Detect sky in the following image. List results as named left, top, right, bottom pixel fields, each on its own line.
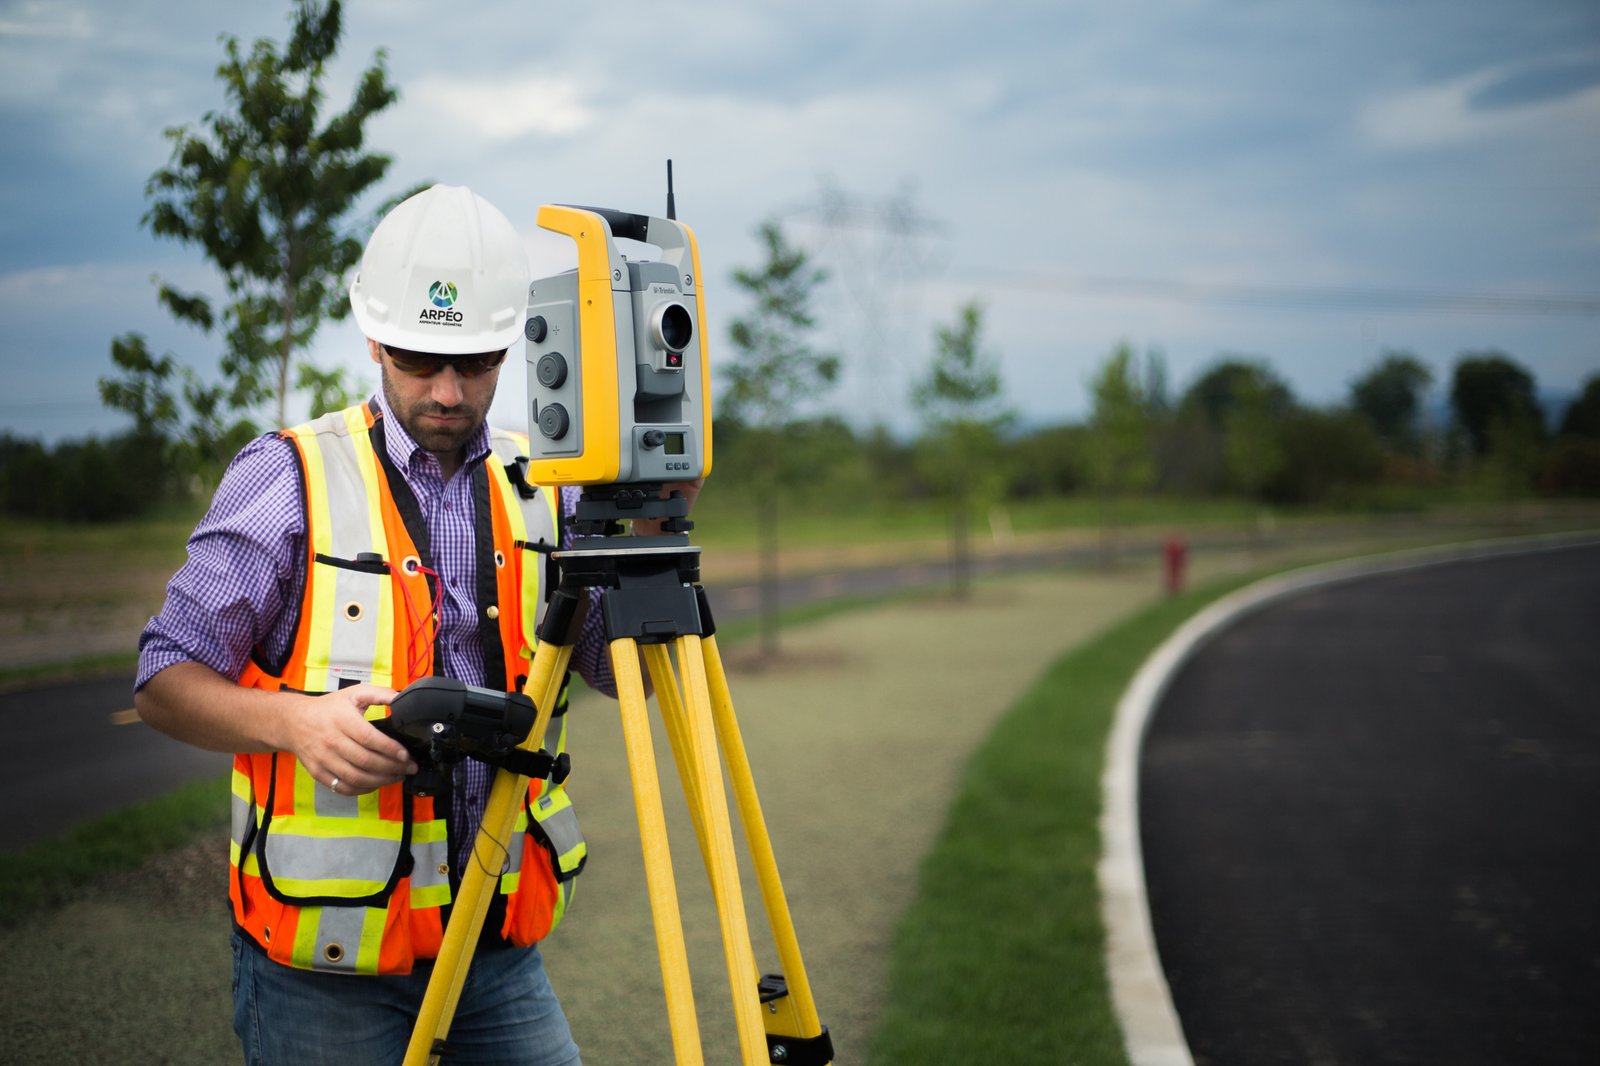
left=1, top=0, right=1597, bottom=445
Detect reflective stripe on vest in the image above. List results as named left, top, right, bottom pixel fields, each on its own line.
left=228, top=404, right=577, bottom=975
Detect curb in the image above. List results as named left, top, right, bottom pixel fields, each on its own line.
left=1097, top=529, right=1600, bottom=1066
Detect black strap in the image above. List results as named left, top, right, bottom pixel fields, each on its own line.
left=489, top=748, right=570, bottom=785
left=504, top=455, right=539, bottom=500
left=470, top=461, right=506, bottom=689
left=369, top=415, right=441, bottom=674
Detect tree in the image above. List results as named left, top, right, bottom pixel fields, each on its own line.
left=1558, top=375, right=1600, bottom=439
left=1449, top=352, right=1542, bottom=457
left=1350, top=350, right=1433, bottom=454
left=1180, top=357, right=1294, bottom=431
left=101, top=0, right=398, bottom=463
left=1223, top=373, right=1290, bottom=504
left=1173, top=357, right=1294, bottom=503
left=1269, top=407, right=1385, bottom=505
left=720, top=220, right=840, bottom=656
left=911, top=300, right=1013, bottom=599
left=1086, top=342, right=1161, bottom=565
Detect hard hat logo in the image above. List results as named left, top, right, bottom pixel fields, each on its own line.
left=428, top=281, right=459, bottom=309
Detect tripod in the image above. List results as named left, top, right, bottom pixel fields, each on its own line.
left=403, top=489, right=833, bottom=1065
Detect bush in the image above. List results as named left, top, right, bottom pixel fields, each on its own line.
left=0, top=430, right=183, bottom=521
left=1266, top=408, right=1386, bottom=505
left=1538, top=437, right=1600, bottom=497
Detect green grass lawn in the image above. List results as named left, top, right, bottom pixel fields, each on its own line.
left=0, top=773, right=230, bottom=927
left=863, top=574, right=1263, bottom=1065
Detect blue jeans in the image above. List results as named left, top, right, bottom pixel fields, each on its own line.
left=231, top=932, right=581, bottom=1065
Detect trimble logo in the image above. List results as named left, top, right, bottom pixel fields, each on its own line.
left=420, top=280, right=464, bottom=326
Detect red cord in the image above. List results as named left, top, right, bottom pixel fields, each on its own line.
left=393, top=561, right=440, bottom=680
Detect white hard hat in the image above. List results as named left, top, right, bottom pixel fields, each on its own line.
left=349, top=184, right=529, bottom=354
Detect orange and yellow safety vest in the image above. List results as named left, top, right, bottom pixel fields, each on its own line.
left=228, top=401, right=585, bottom=974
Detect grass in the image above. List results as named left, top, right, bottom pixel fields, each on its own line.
left=0, top=651, right=140, bottom=690
left=0, top=772, right=230, bottom=926
left=866, top=571, right=1266, bottom=1066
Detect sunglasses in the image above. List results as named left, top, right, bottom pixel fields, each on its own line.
left=382, top=345, right=508, bottom=378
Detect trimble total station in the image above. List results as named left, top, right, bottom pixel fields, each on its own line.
left=521, top=199, right=713, bottom=488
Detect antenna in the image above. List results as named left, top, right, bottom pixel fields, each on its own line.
left=666, top=159, right=676, bottom=221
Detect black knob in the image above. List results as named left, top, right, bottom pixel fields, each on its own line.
left=537, top=403, right=570, bottom=440
left=525, top=316, right=548, bottom=343
left=641, top=430, right=666, bottom=449
left=536, top=353, right=568, bottom=388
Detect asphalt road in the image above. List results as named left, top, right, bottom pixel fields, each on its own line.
left=1139, top=543, right=1600, bottom=1065
left=2, top=674, right=230, bottom=853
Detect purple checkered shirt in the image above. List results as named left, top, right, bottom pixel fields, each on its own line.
left=137, top=391, right=614, bottom=870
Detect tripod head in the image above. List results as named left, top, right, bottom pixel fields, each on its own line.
left=572, top=482, right=694, bottom=538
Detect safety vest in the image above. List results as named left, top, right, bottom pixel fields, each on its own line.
left=229, top=400, right=587, bottom=975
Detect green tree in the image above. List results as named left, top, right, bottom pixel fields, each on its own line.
left=1005, top=423, right=1088, bottom=498
left=1086, top=342, right=1161, bottom=565
left=1541, top=374, right=1600, bottom=496
left=911, top=300, right=1014, bottom=599
left=1449, top=352, right=1546, bottom=499
left=1449, top=352, right=1543, bottom=457
left=1269, top=407, right=1385, bottom=505
left=1558, top=375, right=1600, bottom=439
left=1223, top=373, right=1290, bottom=502
left=101, top=0, right=399, bottom=466
left=1171, top=357, right=1294, bottom=502
left=720, top=220, right=840, bottom=656
left=1350, top=350, right=1434, bottom=454
left=1180, top=357, right=1293, bottom=431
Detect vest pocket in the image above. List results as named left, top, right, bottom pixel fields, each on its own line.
left=309, top=554, right=392, bottom=690
left=253, top=754, right=415, bottom=908
left=255, top=811, right=413, bottom=907
left=528, top=786, right=588, bottom=882
left=499, top=784, right=586, bottom=945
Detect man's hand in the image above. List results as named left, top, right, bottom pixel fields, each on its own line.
left=136, top=662, right=416, bottom=796
left=280, top=684, right=416, bottom=795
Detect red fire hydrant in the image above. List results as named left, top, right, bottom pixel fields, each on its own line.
left=1163, top=536, right=1188, bottom=596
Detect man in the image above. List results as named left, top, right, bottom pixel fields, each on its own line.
left=137, top=184, right=668, bottom=1064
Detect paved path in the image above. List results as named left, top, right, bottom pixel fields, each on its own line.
left=0, top=674, right=227, bottom=852
left=1139, top=543, right=1600, bottom=1065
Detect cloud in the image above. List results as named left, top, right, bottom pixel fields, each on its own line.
left=1357, top=63, right=1600, bottom=151
left=0, top=2, right=92, bottom=40
left=1469, top=52, right=1600, bottom=111
left=407, top=74, right=593, bottom=141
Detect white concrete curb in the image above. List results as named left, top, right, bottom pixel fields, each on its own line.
left=1098, top=529, right=1600, bottom=1066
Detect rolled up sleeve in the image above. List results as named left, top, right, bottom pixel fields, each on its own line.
left=136, top=435, right=305, bottom=690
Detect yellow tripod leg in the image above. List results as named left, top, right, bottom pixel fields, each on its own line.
left=650, top=634, right=828, bottom=1063
left=643, top=644, right=711, bottom=857
left=403, top=639, right=573, bottom=1066
left=612, top=636, right=705, bottom=1065
left=673, top=634, right=768, bottom=1063
left=701, top=632, right=828, bottom=1055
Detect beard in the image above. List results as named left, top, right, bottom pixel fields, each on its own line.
left=380, top=363, right=496, bottom=461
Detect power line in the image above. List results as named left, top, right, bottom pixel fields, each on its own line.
left=947, top=270, right=1600, bottom=318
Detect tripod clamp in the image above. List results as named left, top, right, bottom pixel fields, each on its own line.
left=572, top=481, right=695, bottom=538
